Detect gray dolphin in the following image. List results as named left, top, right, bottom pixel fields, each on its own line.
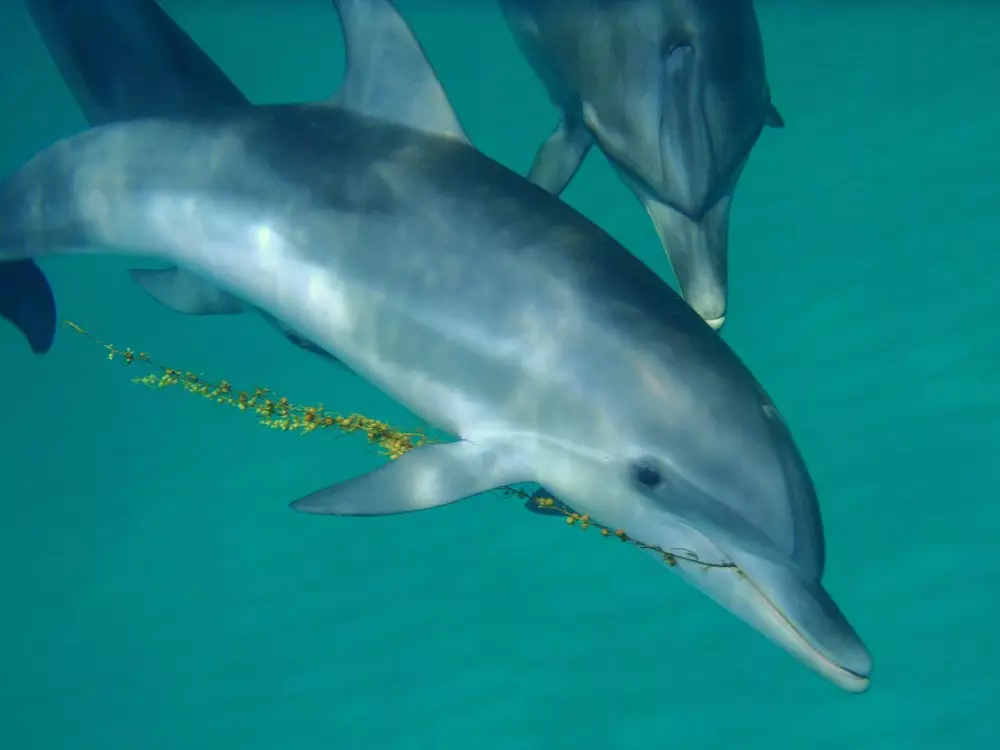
left=0, top=0, right=869, bottom=691
left=25, top=0, right=337, bottom=362
left=498, top=0, right=784, bottom=330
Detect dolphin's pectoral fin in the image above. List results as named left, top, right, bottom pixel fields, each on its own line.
left=329, top=0, right=468, bottom=143
left=129, top=267, right=245, bottom=315
left=526, top=120, right=594, bottom=195
left=290, top=440, right=526, bottom=516
left=765, top=101, right=785, bottom=129
left=0, top=260, right=56, bottom=354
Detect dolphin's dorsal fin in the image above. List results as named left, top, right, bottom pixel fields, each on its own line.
left=329, top=0, right=468, bottom=142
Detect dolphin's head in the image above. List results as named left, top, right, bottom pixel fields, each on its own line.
left=536, top=333, right=871, bottom=692
left=550, top=1, right=777, bottom=330
left=615, top=487, right=873, bottom=693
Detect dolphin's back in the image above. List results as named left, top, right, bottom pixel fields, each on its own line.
left=0, top=105, right=743, bottom=352
left=26, top=0, right=248, bottom=124
left=0, top=106, right=781, bottom=443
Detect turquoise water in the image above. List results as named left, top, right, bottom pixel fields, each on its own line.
left=2, top=1, right=998, bottom=747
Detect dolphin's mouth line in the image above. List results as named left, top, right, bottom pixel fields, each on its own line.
left=736, top=567, right=868, bottom=684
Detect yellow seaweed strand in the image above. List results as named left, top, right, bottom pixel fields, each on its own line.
left=63, top=320, right=426, bottom=459
left=63, top=320, right=734, bottom=571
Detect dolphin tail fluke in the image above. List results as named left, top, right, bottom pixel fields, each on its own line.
left=526, top=120, right=594, bottom=195
left=290, top=440, right=526, bottom=516
left=0, top=260, right=57, bottom=354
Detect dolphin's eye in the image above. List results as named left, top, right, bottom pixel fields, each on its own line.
left=630, top=458, right=665, bottom=491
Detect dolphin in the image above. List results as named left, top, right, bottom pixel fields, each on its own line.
left=24, top=0, right=337, bottom=362
left=498, top=0, right=784, bottom=330
left=0, top=0, right=870, bottom=691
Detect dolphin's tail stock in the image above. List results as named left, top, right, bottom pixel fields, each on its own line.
left=0, top=127, right=134, bottom=274
left=0, top=260, right=56, bottom=354
left=24, top=0, right=255, bottom=321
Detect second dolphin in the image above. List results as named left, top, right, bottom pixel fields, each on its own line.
left=499, top=0, right=784, bottom=330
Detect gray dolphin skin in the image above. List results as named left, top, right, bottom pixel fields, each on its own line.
left=498, top=0, right=784, bottom=330
left=0, top=0, right=870, bottom=691
left=24, top=0, right=337, bottom=362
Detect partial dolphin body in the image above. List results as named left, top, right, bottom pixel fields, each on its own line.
left=0, top=0, right=869, bottom=691
left=498, top=0, right=784, bottom=330
left=24, top=0, right=336, bottom=362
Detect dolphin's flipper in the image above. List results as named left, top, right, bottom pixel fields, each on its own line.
left=0, top=260, right=57, bottom=354
left=130, top=267, right=347, bottom=364
left=329, top=0, right=468, bottom=142
left=765, top=102, right=785, bottom=128
left=526, top=119, right=594, bottom=195
left=290, top=441, right=525, bottom=516
left=128, top=267, right=245, bottom=315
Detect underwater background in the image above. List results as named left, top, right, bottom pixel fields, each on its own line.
left=1, top=0, right=998, bottom=747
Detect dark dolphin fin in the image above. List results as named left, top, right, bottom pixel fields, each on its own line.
left=765, top=101, right=785, bottom=128
left=526, top=119, right=594, bottom=195
left=25, top=0, right=248, bottom=125
left=0, top=260, right=57, bottom=354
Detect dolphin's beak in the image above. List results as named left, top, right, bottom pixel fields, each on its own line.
left=736, top=558, right=870, bottom=692
left=660, top=520, right=872, bottom=692
left=704, top=315, right=726, bottom=331
left=640, top=196, right=731, bottom=331
left=679, top=542, right=872, bottom=692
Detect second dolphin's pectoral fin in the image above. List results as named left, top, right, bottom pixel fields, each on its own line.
left=290, top=440, right=527, bottom=516
left=765, top=101, right=785, bottom=129
left=0, top=260, right=56, bottom=354
left=526, top=119, right=594, bottom=195
left=328, top=0, right=469, bottom=143
left=129, top=267, right=246, bottom=315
